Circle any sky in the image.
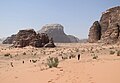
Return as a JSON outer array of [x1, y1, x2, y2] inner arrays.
[[0, 0, 120, 39]]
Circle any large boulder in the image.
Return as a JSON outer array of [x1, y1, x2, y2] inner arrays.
[[44, 38, 56, 48], [38, 24, 79, 43], [88, 6, 120, 44]]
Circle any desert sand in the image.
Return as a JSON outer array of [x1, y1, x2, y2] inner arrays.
[[0, 43, 120, 83]]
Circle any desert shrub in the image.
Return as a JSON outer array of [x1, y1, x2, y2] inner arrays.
[[90, 47, 93, 51], [117, 50, 120, 56], [81, 49, 85, 52], [75, 48, 79, 52], [91, 51, 94, 53], [58, 53, 62, 56], [47, 57, 59, 68], [62, 56, 68, 60], [23, 52, 26, 55], [93, 56, 98, 59], [34, 52, 37, 56], [32, 60, 37, 63], [109, 46, 114, 49], [110, 50, 115, 55], [96, 49, 99, 53], [71, 54, 76, 58], [4, 53, 10, 57], [10, 55, 13, 58], [92, 54, 98, 59]]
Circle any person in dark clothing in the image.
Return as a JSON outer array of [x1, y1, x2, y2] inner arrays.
[[78, 54, 80, 60]]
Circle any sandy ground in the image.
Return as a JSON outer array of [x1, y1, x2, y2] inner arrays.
[[0, 43, 120, 83]]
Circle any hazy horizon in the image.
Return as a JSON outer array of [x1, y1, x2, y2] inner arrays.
[[0, 0, 120, 39]]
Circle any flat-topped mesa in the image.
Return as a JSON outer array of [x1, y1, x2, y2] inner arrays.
[[3, 29, 56, 48], [88, 6, 120, 44], [38, 24, 71, 43], [41, 24, 64, 31], [38, 23, 80, 43]]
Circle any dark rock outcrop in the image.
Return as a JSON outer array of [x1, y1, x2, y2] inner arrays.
[[88, 21, 101, 43], [3, 29, 55, 48], [3, 35, 16, 44], [88, 6, 120, 44], [38, 24, 79, 43]]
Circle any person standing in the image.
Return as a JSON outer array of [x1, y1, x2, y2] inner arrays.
[[78, 54, 80, 60]]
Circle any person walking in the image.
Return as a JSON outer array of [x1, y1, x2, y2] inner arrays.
[[78, 54, 80, 60]]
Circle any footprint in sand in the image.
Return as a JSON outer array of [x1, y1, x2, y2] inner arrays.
[[89, 76, 93, 79], [48, 79, 54, 83]]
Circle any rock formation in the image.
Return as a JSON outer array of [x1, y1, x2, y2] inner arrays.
[[88, 6, 120, 44], [3, 29, 55, 48], [2, 35, 16, 44], [44, 38, 56, 47], [88, 21, 101, 43], [38, 24, 79, 43]]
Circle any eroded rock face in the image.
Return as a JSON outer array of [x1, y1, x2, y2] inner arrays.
[[100, 6, 120, 35], [3, 29, 55, 48], [38, 24, 79, 43], [88, 6, 120, 44], [88, 21, 101, 43], [100, 24, 120, 44]]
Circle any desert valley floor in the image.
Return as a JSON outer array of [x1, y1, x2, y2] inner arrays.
[[0, 43, 120, 83]]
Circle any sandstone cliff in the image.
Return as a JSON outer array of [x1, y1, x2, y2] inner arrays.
[[88, 6, 120, 44]]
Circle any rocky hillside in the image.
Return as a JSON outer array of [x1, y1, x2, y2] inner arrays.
[[88, 6, 120, 44], [38, 24, 79, 43]]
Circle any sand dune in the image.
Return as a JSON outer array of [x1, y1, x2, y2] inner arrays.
[[0, 43, 120, 83]]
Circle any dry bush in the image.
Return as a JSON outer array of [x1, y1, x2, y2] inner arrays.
[[117, 50, 120, 56], [47, 57, 59, 68], [110, 50, 115, 55], [92, 54, 98, 59], [4, 53, 10, 57]]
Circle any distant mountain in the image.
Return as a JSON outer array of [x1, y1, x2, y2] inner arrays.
[[38, 24, 79, 43], [79, 39, 88, 43], [68, 35, 80, 43]]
